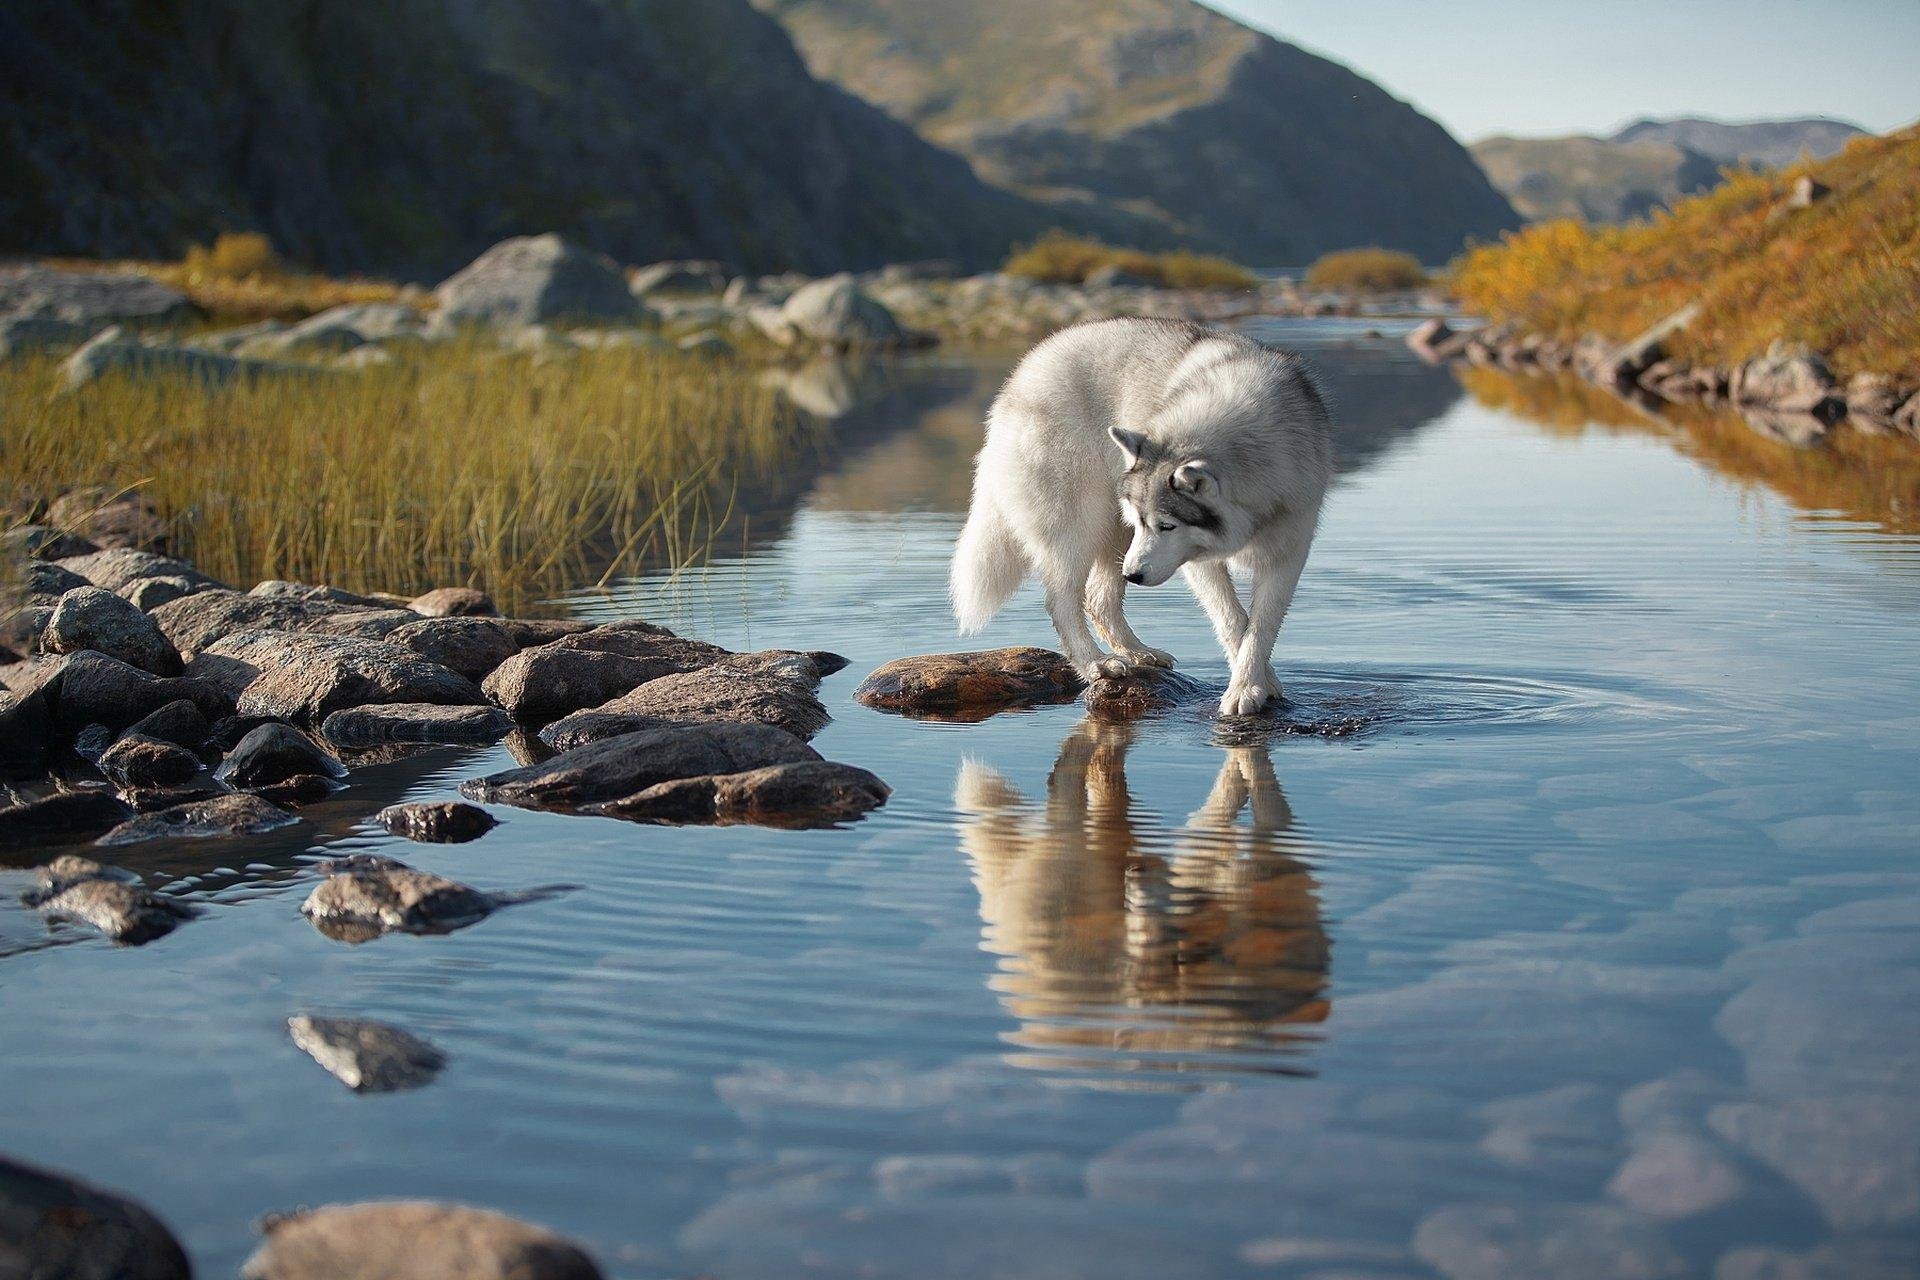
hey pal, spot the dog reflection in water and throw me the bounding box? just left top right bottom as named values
left=955, top=719, right=1329, bottom=1074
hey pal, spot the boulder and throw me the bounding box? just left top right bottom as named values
left=0, top=790, right=135, bottom=852
left=776, top=274, right=910, bottom=348
left=122, top=699, right=212, bottom=750
left=59, top=327, right=314, bottom=392
left=538, top=650, right=838, bottom=749
left=43, top=586, right=182, bottom=674
left=677, top=331, right=733, bottom=359
left=96, top=792, right=300, bottom=846
left=320, top=702, right=514, bottom=749
left=241, top=1201, right=603, bottom=1280
left=463, top=721, right=818, bottom=812
left=249, top=580, right=390, bottom=608
left=45, top=487, right=172, bottom=550
left=98, top=733, right=204, bottom=790
left=0, top=606, right=51, bottom=666
left=435, top=234, right=645, bottom=329
left=21, top=558, right=92, bottom=601
left=854, top=647, right=1083, bottom=718
left=0, top=312, right=92, bottom=359
left=54, top=548, right=222, bottom=595
left=1083, top=667, right=1205, bottom=721
left=629, top=259, right=728, bottom=296
left=0, top=1153, right=192, bottom=1280
left=480, top=624, right=727, bottom=724
left=1897, top=392, right=1920, bottom=439
left=1731, top=340, right=1838, bottom=413
left=0, top=524, right=98, bottom=560
left=408, top=586, right=499, bottom=617
left=214, top=722, right=344, bottom=788
left=1788, top=174, right=1831, bottom=208
left=493, top=618, right=594, bottom=648
left=376, top=801, right=499, bottom=844
left=251, top=774, right=338, bottom=807
left=287, top=1015, right=446, bottom=1092
left=20, top=854, right=194, bottom=944
left=119, top=575, right=212, bottom=612
left=1593, top=303, right=1700, bottom=390
left=293, top=302, right=428, bottom=342
left=385, top=617, right=520, bottom=679
left=590, top=759, right=889, bottom=828
left=300, top=853, right=494, bottom=941
left=188, top=630, right=483, bottom=724
left=0, top=265, right=191, bottom=325
left=52, top=651, right=232, bottom=734
left=122, top=783, right=227, bottom=813
left=1846, top=372, right=1908, bottom=425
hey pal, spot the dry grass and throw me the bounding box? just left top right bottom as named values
left=0, top=343, right=811, bottom=613
left=1002, top=230, right=1257, bottom=291
left=1450, top=126, right=1920, bottom=382
left=45, top=233, right=409, bottom=323
left=1304, top=248, right=1428, bottom=293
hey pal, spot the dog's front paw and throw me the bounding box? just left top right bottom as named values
left=1116, top=646, right=1176, bottom=670
left=1218, top=679, right=1276, bottom=717
left=1081, top=656, right=1134, bottom=682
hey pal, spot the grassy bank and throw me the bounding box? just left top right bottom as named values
left=45, top=233, right=409, bottom=322
left=1002, top=230, right=1257, bottom=291
left=1450, top=126, right=1920, bottom=382
left=0, top=344, right=809, bottom=612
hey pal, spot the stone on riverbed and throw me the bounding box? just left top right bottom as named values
left=0, top=791, right=135, bottom=852
left=385, top=617, right=521, bottom=680
left=98, top=732, right=204, bottom=789
left=214, top=722, right=345, bottom=788
left=589, top=759, right=890, bottom=828
left=321, top=702, right=515, bottom=749
left=44, top=586, right=183, bottom=674
left=408, top=586, right=499, bottom=617
left=21, top=854, right=194, bottom=944
left=300, top=853, right=495, bottom=941
left=288, top=1015, right=446, bottom=1092
left=854, top=647, right=1083, bottom=719
left=96, top=792, right=300, bottom=846
left=481, top=622, right=728, bottom=724
left=538, top=650, right=842, bottom=749
left=376, top=801, right=499, bottom=844
left=463, top=721, right=818, bottom=812
left=241, top=1201, right=603, bottom=1280
left=189, top=630, right=484, bottom=724
left=0, top=1152, right=192, bottom=1280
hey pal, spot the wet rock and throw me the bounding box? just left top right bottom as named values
left=213, top=722, right=344, bottom=789
left=464, top=721, right=818, bottom=812
left=408, top=586, right=500, bottom=617
left=539, top=650, right=837, bottom=748
left=251, top=774, right=338, bottom=807
left=149, top=590, right=406, bottom=655
left=52, top=651, right=232, bottom=734
left=481, top=623, right=728, bottom=724
left=1412, top=1204, right=1686, bottom=1280
left=300, top=853, right=494, bottom=940
left=54, top=548, right=222, bottom=595
left=590, top=759, right=890, bottom=828
left=97, top=792, right=300, bottom=846
left=1714, top=1238, right=1920, bottom=1280
left=1083, top=667, right=1205, bottom=720
left=854, top=647, right=1083, bottom=719
left=21, top=854, right=194, bottom=943
left=385, top=617, right=520, bottom=680
left=0, top=790, right=134, bottom=852
left=44, top=586, right=183, bottom=674
left=376, top=801, right=499, bottom=844
left=71, top=722, right=115, bottom=763
left=435, top=233, right=645, bottom=329
left=1606, top=1130, right=1747, bottom=1220
left=241, top=1200, right=603, bottom=1280
left=121, top=782, right=228, bottom=813
left=98, top=733, right=203, bottom=789
left=123, top=699, right=211, bottom=750
left=320, top=702, right=514, bottom=749
left=189, top=630, right=483, bottom=724
left=287, top=1014, right=446, bottom=1092
left=0, top=1152, right=192, bottom=1279
left=119, top=574, right=211, bottom=612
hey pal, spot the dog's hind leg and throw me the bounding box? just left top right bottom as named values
left=1086, top=561, right=1175, bottom=670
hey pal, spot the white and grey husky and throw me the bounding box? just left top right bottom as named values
left=950, top=318, right=1333, bottom=716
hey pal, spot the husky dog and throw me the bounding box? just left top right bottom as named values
left=950, top=318, right=1333, bottom=716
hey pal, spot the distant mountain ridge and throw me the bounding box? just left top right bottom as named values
left=1473, top=116, right=1870, bottom=225
left=751, top=0, right=1520, bottom=263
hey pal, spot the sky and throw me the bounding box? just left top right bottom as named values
left=1208, top=0, right=1920, bottom=143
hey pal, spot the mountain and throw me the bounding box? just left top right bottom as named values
left=1470, top=136, right=1723, bottom=223
left=0, top=0, right=1053, bottom=278
left=750, top=0, right=1520, bottom=264
left=1611, top=116, right=1868, bottom=169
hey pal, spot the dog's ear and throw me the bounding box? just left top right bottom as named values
left=1170, top=460, right=1214, bottom=494
left=1108, top=426, right=1148, bottom=469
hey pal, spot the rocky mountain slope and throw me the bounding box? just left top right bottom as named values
left=0, top=0, right=1050, bottom=277
left=1612, top=117, right=1867, bottom=168
left=751, top=0, right=1520, bottom=264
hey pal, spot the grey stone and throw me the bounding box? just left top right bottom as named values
left=54, top=548, right=222, bottom=595
left=407, top=586, right=499, bottom=617
left=44, top=586, right=182, bottom=674
left=0, top=524, right=98, bottom=560
left=51, top=651, right=232, bottom=734
left=20, top=558, right=92, bottom=601
left=300, top=853, right=494, bottom=941
left=122, top=699, right=211, bottom=750
left=189, top=630, right=483, bottom=724
left=20, top=854, right=194, bottom=944
left=464, top=721, right=818, bottom=812
left=242, top=1201, right=602, bottom=1279
left=96, top=792, right=300, bottom=846
left=385, top=616, right=520, bottom=679
left=0, top=790, right=134, bottom=851
left=629, top=259, right=727, bottom=296
left=248, top=580, right=389, bottom=608
left=0, top=312, right=92, bottom=358
left=589, top=758, right=888, bottom=828
left=435, top=234, right=644, bottom=329
left=777, top=273, right=909, bottom=348
left=481, top=623, right=726, bottom=724
left=0, top=1152, right=191, bottom=1279
left=375, top=801, right=499, bottom=844
left=119, top=574, right=211, bottom=612
left=539, top=649, right=835, bottom=748
left=59, top=326, right=314, bottom=392
left=214, top=722, right=344, bottom=787
left=98, top=732, right=203, bottom=789
left=0, top=265, right=191, bottom=325
left=1412, top=1203, right=1685, bottom=1280
left=287, top=1015, right=446, bottom=1092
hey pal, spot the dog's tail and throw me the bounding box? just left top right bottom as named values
left=950, top=502, right=1025, bottom=633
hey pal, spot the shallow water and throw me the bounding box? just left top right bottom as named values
left=4, top=319, right=1918, bottom=1278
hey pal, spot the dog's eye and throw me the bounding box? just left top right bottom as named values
left=1156, top=521, right=1178, bottom=532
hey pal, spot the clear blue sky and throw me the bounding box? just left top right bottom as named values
left=1208, top=0, right=1920, bottom=142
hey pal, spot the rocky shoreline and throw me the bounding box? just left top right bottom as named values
left=1408, top=312, right=1920, bottom=446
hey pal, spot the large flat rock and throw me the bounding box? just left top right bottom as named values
left=463, top=721, right=817, bottom=813
left=189, top=630, right=483, bottom=724
left=854, top=647, right=1082, bottom=719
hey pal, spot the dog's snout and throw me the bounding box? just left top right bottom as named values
left=1123, top=570, right=1146, bottom=585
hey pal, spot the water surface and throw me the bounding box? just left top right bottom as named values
left=4, top=319, right=1917, bottom=1278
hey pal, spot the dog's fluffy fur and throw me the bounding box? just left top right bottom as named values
left=951, top=318, right=1333, bottom=715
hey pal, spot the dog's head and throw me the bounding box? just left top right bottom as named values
left=1109, top=426, right=1225, bottom=587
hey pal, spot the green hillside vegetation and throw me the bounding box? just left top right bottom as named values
left=1451, top=127, right=1920, bottom=382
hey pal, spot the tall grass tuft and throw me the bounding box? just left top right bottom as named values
left=0, top=344, right=812, bottom=613
left=1305, top=248, right=1428, bottom=293
left=1002, top=230, right=1257, bottom=291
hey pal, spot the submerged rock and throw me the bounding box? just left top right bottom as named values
left=481, top=623, right=727, bottom=724
left=214, top=722, right=345, bottom=788
left=590, top=759, right=890, bottom=828
left=539, top=649, right=839, bottom=749
left=242, top=1201, right=603, bottom=1280
left=21, top=854, right=194, bottom=944
left=320, top=702, right=514, bottom=748
left=97, top=792, right=300, bottom=846
left=376, top=801, right=499, bottom=844
left=408, top=586, right=499, bottom=617
left=0, top=790, right=135, bottom=851
left=0, top=1152, right=192, bottom=1280
left=301, top=853, right=495, bottom=941
left=189, top=630, right=483, bottom=724
left=98, top=732, right=204, bottom=789
left=463, top=721, right=818, bottom=812
left=854, top=647, right=1083, bottom=719
left=288, top=1015, right=447, bottom=1092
